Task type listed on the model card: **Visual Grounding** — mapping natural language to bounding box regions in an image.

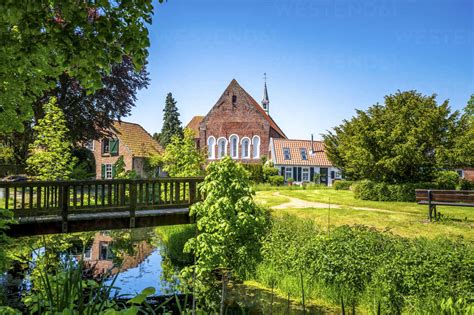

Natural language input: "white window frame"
[241,137,250,159]
[105,164,113,179]
[207,136,216,159]
[217,137,228,159]
[252,135,260,159]
[285,168,293,181]
[302,167,310,182]
[283,148,291,160]
[229,134,239,159]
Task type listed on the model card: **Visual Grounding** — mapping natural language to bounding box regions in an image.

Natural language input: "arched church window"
[207,136,216,159]
[217,137,227,159]
[252,136,260,159]
[241,137,250,159]
[229,135,239,159]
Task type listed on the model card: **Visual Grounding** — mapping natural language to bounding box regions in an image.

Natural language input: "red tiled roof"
[271,138,332,166]
[185,116,204,138]
[112,121,162,157]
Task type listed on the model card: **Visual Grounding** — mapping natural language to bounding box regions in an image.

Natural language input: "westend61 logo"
[274,0,398,18]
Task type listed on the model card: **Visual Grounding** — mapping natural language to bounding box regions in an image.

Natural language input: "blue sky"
[130,0,473,140]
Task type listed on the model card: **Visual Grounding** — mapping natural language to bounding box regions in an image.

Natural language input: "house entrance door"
[320,168,328,186]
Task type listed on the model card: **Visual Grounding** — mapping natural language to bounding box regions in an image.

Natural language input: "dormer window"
[300,148,307,160]
[283,148,291,160]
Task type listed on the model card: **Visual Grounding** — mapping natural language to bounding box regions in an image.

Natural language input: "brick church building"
[186,79,287,163]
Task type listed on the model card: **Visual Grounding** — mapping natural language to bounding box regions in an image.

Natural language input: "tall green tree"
[323,90,463,183]
[157,128,205,177]
[159,93,183,147]
[0,1,157,133]
[438,94,474,168]
[26,97,77,180]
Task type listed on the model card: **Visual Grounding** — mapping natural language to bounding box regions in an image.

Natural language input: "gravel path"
[270,192,405,214]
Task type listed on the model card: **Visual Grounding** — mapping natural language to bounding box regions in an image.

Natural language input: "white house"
[269,137,342,186]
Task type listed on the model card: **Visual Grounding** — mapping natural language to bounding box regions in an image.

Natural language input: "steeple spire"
[261,73,270,115]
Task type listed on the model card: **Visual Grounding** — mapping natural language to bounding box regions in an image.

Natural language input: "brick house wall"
[198,79,286,163]
[86,121,162,179]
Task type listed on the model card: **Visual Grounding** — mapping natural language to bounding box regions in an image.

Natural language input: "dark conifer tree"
[159,93,183,147]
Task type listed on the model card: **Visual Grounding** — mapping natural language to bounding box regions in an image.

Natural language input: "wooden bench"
[415,189,474,220]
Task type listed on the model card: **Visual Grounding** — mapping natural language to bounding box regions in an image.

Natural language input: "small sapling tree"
[183,156,269,307]
[26,97,77,180]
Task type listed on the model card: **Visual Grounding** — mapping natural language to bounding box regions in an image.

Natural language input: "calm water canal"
[2,226,330,314]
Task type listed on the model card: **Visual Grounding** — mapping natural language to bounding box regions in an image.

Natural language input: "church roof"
[185,116,204,138]
[230,79,286,138]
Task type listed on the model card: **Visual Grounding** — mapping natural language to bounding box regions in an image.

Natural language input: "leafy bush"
[435,170,460,190]
[333,180,353,190]
[459,178,474,190]
[268,175,284,186]
[256,216,474,314]
[262,161,279,183]
[241,163,264,183]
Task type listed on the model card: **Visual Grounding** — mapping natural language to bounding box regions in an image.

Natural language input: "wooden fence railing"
[0,178,204,232]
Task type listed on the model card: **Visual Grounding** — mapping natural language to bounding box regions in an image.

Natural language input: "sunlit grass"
[255,189,473,241]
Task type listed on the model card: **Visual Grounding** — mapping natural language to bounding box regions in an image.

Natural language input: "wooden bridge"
[0,177,204,237]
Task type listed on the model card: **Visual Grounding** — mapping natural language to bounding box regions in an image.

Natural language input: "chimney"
[310,134,315,155]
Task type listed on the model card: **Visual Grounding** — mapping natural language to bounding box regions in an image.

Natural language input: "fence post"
[428,190,432,221]
[60,184,69,233]
[189,180,196,204]
[129,181,136,228]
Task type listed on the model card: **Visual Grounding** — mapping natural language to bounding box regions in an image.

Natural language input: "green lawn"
[255,189,474,240]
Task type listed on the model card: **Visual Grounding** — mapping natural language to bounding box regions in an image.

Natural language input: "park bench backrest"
[415,189,474,205]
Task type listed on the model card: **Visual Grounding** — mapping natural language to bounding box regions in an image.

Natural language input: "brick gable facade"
[197,79,286,162]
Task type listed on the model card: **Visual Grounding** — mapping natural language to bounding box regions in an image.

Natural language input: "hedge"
[352,180,438,202]
[333,180,353,190]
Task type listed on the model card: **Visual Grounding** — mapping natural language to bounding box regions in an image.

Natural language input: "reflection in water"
[3,227,334,313]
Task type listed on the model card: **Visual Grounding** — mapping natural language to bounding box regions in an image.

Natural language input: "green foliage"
[22,257,156,314]
[0,209,13,272]
[71,147,95,179]
[352,180,439,202]
[459,178,474,190]
[159,93,183,148]
[0,1,155,133]
[324,90,467,183]
[435,170,460,190]
[262,161,279,183]
[268,175,284,186]
[183,157,269,306]
[26,97,77,180]
[256,216,474,313]
[159,128,205,177]
[114,155,138,179]
[333,180,353,190]
[241,163,264,183]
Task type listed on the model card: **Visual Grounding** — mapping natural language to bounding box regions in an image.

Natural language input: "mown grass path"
[255,188,473,240]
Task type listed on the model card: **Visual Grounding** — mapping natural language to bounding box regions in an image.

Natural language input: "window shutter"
[112,165,116,178]
[280,167,285,176]
[110,140,119,156]
[310,167,314,181]
[297,167,302,182]
[101,164,105,179]
[293,167,297,180]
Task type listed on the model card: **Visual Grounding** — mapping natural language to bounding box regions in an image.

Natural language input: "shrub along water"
[255,215,474,314]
